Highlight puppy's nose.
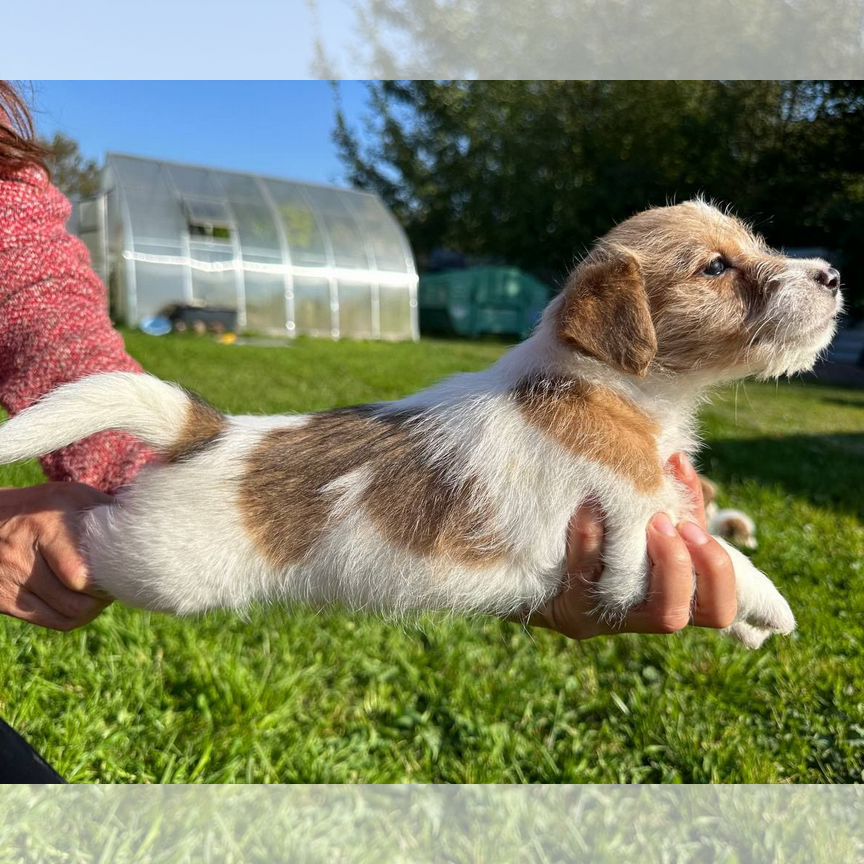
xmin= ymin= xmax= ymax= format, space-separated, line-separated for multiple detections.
xmin=816 ymin=267 xmax=841 ymax=295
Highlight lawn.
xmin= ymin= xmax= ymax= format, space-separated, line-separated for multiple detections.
xmin=0 ymin=332 xmax=862 ymax=783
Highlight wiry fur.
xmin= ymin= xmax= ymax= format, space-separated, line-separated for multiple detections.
xmin=0 ymin=202 xmax=843 ymax=648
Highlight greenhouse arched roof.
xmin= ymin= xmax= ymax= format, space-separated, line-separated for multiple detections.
xmin=102 ymin=153 xmax=418 ymax=340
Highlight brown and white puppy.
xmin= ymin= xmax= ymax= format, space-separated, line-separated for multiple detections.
xmin=700 ymin=476 xmax=759 ymax=551
xmin=0 ymin=200 xmax=842 ymax=647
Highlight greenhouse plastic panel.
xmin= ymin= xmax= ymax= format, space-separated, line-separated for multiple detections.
xmin=105 ymin=154 xmax=418 ymax=340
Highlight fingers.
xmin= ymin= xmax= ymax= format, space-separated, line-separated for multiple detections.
xmin=637 ymin=513 xmax=694 ymax=633
xmin=0 ymin=482 xmax=113 ymax=519
xmin=37 ymin=528 xmax=93 ymax=595
xmin=64 ymin=482 xmax=114 ymax=507
xmin=678 ymin=521 xmax=737 ymax=629
xmin=36 ymin=510 xmax=106 ymax=598
xmin=6 ymin=589 xmax=86 ymax=632
xmin=668 ymin=453 xmax=708 ymax=531
xmin=18 ymin=590 xmax=106 ymax=631
xmin=9 ymin=589 xmax=75 ymax=631
xmin=566 ymin=501 xmax=605 ymax=580
xmin=26 ymin=551 xmax=110 ymax=623
xmin=636 ymin=515 xmax=737 ymax=634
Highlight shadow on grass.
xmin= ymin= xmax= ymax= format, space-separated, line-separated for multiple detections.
xmin=819 ymin=397 xmax=864 ymax=409
xmin=701 ymin=432 xmax=864 ymax=520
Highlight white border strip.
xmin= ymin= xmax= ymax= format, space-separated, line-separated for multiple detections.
xmin=122 ymin=250 xmax=417 ymax=289
xmin=0 ymin=785 xmax=861 ymax=862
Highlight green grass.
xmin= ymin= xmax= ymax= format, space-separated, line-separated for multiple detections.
xmin=1 ymin=331 xmax=862 ymax=783
xmin=1 ymin=786 xmax=862 ymax=862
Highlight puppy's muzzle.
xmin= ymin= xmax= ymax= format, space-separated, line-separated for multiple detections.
xmin=814 ymin=266 xmax=841 ymax=297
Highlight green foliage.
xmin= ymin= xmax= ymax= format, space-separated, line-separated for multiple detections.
xmin=1 ymin=332 xmax=862 ymax=783
xmin=323 ymin=0 xmax=864 ymax=80
xmin=40 ymin=132 xmax=101 ymax=200
xmin=335 ymin=81 xmax=864 ymax=310
xmin=1 ymin=786 xmax=862 ymax=860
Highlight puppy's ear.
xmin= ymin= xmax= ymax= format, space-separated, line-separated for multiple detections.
xmin=699 ymin=475 xmax=718 ymax=506
xmin=557 ymin=249 xmax=657 ymax=376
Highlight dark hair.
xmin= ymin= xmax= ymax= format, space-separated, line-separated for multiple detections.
xmin=0 ymin=81 xmax=47 ymax=173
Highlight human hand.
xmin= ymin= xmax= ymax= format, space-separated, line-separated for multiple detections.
xmin=531 ymin=453 xmax=737 ymax=640
xmin=0 ymin=483 xmax=113 ymax=631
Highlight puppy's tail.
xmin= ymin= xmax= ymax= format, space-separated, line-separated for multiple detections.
xmin=0 ymin=372 xmax=225 ymax=464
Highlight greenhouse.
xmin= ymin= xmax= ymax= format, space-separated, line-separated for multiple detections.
xmin=73 ymin=153 xmax=418 ymax=340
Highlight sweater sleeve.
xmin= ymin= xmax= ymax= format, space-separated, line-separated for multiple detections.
xmin=0 ymin=167 xmax=154 ymax=493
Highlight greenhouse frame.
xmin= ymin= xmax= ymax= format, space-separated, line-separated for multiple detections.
xmin=74 ymin=153 xmax=419 ymax=340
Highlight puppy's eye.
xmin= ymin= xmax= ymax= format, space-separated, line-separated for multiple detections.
xmin=703 ymin=258 xmax=728 ymax=277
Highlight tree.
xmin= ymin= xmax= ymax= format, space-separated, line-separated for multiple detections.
xmin=335 ymin=81 xmax=864 ymax=312
xmin=40 ymin=132 xmax=101 ymax=200
xmin=316 ymin=0 xmax=864 ymax=79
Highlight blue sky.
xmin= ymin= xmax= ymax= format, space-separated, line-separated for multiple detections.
xmin=30 ymin=81 xmax=372 ymax=187
xmin=6 ymin=1 xmax=357 ymax=78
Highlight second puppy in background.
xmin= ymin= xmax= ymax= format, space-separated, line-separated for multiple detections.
xmin=700 ymin=477 xmax=759 ymax=551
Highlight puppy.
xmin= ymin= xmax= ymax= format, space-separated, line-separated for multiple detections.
xmin=710 ymin=510 xmax=758 ymax=551
xmin=700 ymin=476 xmax=758 ymax=550
xmin=0 ymin=200 xmax=842 ymax=647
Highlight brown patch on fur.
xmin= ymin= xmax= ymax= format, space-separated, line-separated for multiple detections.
xmin=699 ymin=475 xmax=718 ymax=506
xmin=514 ymin=377 xmax=663 ymax=493
xmin=719 ymin=515 xmax=752 ymax=545
xmin=240 ymin=408 xmax=508 ymax=570
xmin=166 ymin=392 xmax=226 ymax=463
xmin=557 ymin=252 xmax=657 ymax=376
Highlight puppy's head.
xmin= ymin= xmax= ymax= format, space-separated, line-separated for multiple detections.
xmin=557 ymin=200 xmax=843 ymax=379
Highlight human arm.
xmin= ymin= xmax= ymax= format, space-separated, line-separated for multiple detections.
xmin=0 ymin=90 xmax=157 ymax=631
xmin=0 ymin=165 xmax=153 ymax=493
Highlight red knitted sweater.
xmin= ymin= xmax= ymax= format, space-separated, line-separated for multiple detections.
xmin=0 ymin=167 xmax=152 ymax=493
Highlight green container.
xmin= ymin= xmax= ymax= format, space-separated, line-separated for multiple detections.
xmin=418 ymin=266 xmax=552 ymax=339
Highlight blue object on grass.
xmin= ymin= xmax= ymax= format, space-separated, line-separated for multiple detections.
xmin=140 ymin=315 xmax=173 ymax=336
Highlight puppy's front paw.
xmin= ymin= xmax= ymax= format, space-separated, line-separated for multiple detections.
xmin=738 ymin=581 xmax=796 ymax=636
xmin=724 ymin=620 xmax=780 ymax=650
xmin=716 ymin=537 xmax=796 ymax=649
